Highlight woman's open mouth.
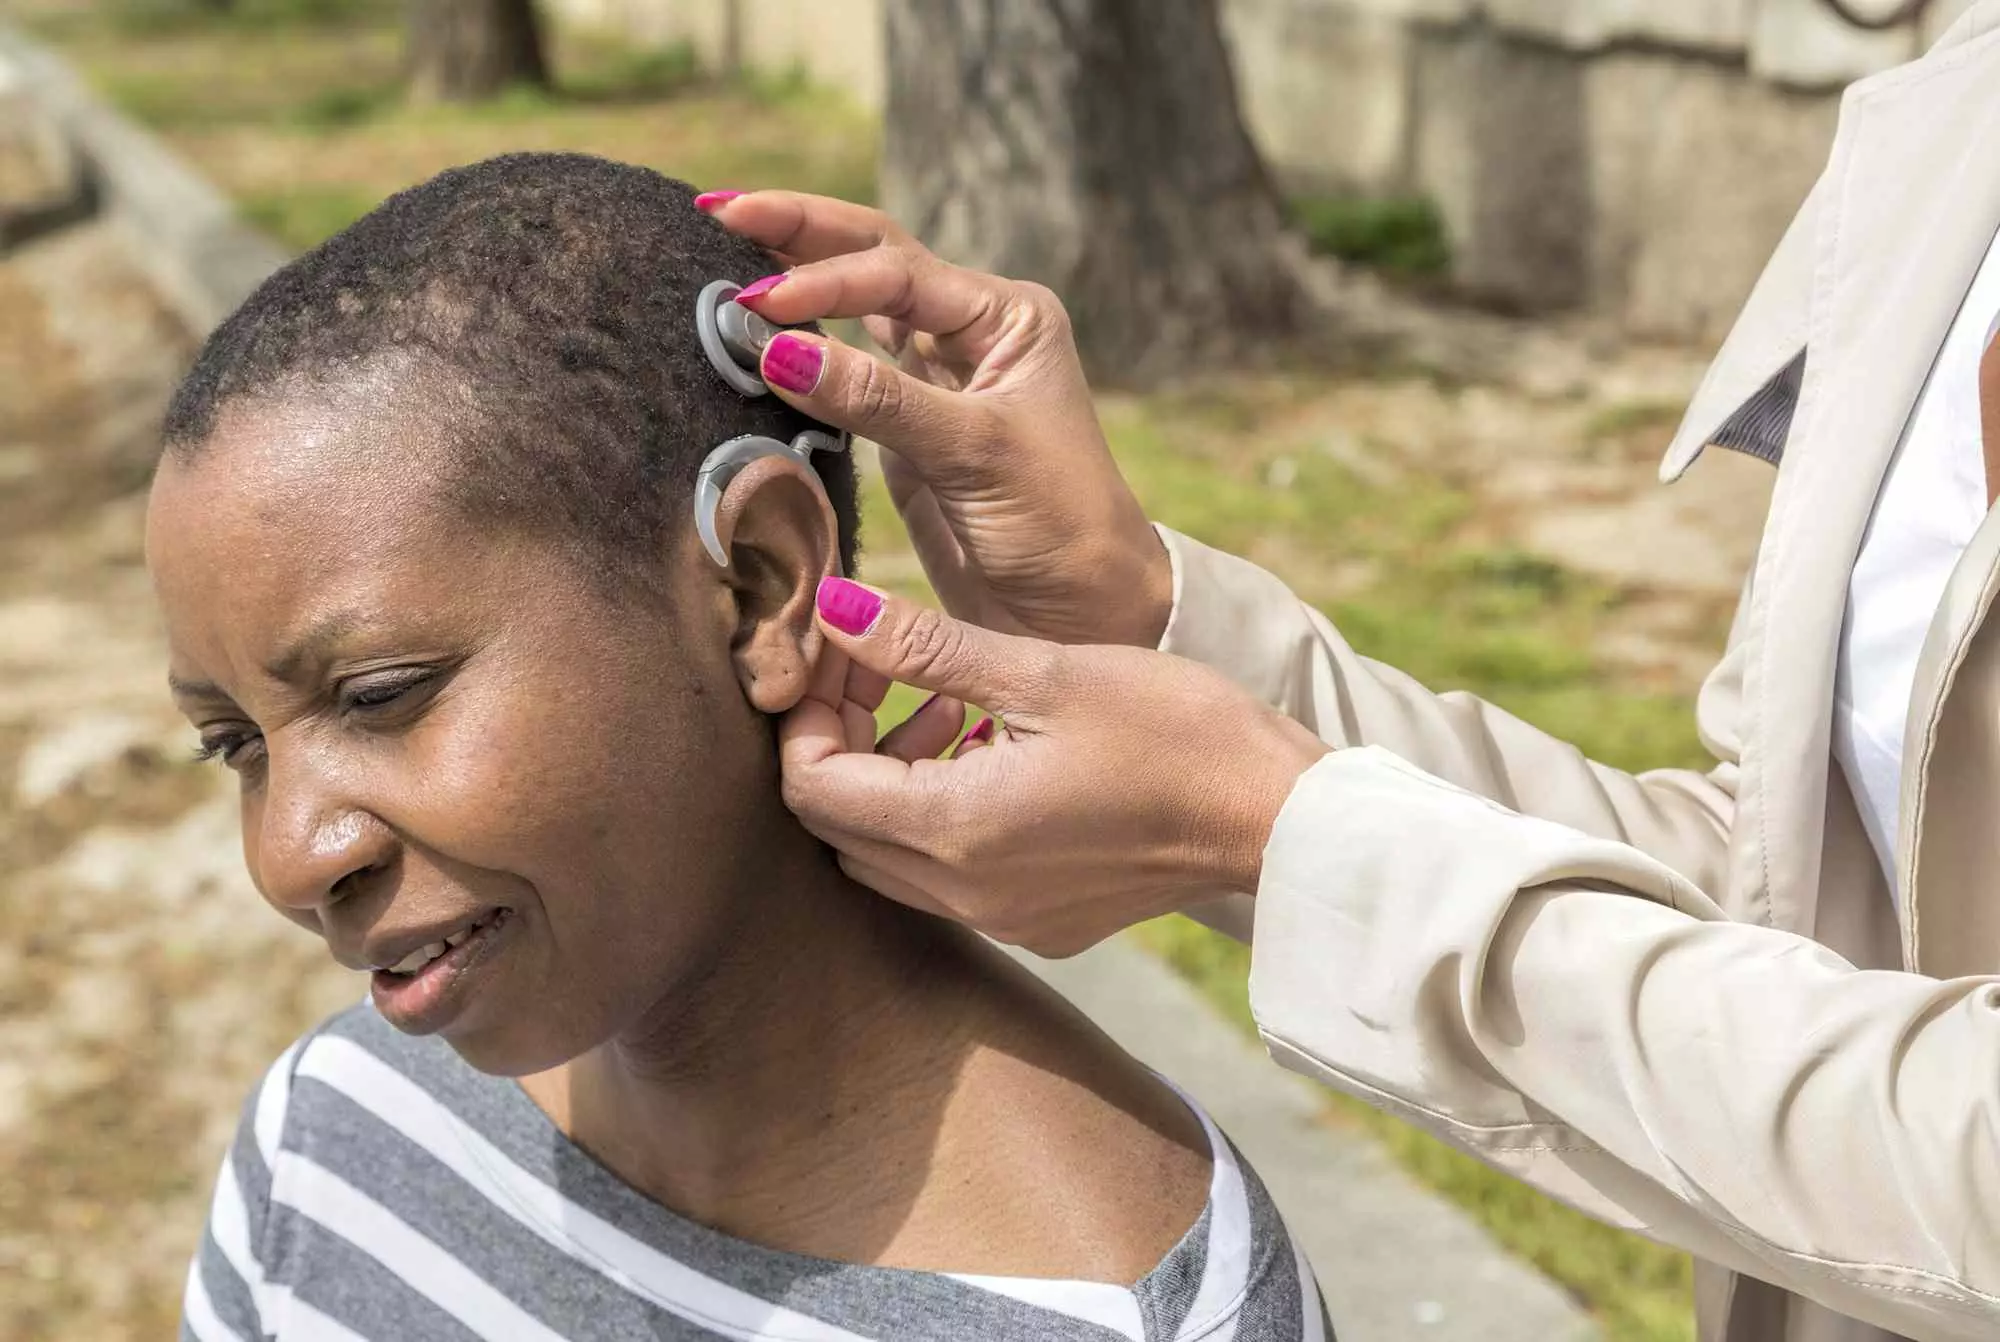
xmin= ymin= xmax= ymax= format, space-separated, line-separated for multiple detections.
xmin=368 ymin=907 xmax=514 ymax=1035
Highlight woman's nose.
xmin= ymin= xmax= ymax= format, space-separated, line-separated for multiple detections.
xmin=249 ymin=748 xmax=397 ymax=914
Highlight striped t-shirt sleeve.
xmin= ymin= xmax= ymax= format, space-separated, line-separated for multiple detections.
xmin=181 ymin=1039 xmax=302 ymax=1342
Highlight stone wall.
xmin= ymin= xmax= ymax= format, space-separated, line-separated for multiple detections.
xmin=547 ymin=0 xmax=1984 ymax=341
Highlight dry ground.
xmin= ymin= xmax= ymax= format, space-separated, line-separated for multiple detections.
xmin=0 ymin=208 xmax=358 ymax=1340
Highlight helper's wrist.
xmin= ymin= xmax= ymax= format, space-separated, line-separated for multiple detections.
xmin=1093 ymin=521 xmax=1174 ymax=649
xmin=1212 ymin=715 xmax=1331 ymax=893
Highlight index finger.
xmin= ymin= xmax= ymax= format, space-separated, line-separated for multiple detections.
xmin=746 ymin=248 xmax=1001 ymax=347
xmin=704 ymin=190 xmax=898 ymax=265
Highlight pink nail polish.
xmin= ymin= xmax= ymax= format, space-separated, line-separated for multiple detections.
xmin=733 ymin=272 xmax=786 ymax=305
xmin=764 ymin=332 xmax=825 ymax=395
xmin=817 ymin=576 xmax=883 ymax=636
xmin=964 ymin=717 xmax=996 ymax=744
xmin=694 ymin=190 xmax=743 ymax=213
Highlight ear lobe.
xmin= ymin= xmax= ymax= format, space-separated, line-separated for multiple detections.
xmin=706 ymin=454 xmax=842 ymax=715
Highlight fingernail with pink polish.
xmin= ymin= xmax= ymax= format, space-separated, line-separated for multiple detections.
xmin=694 ymin=190 xmax=743 ymax=213
xmin=733 ymin=272 xmax=786 ymax=305
xmin=964 ymin=717 xmax=996 ymax=744
xmin=764 ymin=332 xmax=825 ymax=395
xmin=817 ymin=576 xmax=883 ymax=636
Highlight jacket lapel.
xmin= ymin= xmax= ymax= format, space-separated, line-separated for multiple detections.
xmin=1732 ymin=22 xmax=2000 ymax=936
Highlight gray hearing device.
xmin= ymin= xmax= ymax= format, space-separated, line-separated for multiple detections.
xmin=693 ymin=279 xmax=850 ymax=567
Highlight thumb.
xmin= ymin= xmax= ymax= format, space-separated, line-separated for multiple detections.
xmin=760 ymin=331 xmax=992 ymax=475
xmin=813 ymin=577 xmax=1056 ymax=714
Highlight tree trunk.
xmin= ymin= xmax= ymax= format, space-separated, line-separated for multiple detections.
xmin=882 ymin=0 xmax=1304 ymax=386
xmin=406 ymin=0 xmax=549 ymax=104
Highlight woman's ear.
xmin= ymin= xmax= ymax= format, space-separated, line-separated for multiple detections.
xmin=704 ymin=454 xmax=841 ymax=714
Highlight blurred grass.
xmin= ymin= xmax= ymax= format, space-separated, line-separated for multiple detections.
xmin=26 ymin=0 xmax=875 ymax=252
xmin=1290 ymin=193 xmax=1451 ymax=281
xmin=31 ymin=7 xmax=1698 ymax=1336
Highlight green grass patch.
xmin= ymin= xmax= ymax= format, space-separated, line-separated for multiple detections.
xmin=1290 ymin=194 xmax=1451 ymax=280
xmin=32 ymin=3 xmax=878 ymax=223
xmin=551 ymin=36 xmax=704 ymax=104
xmin=39 ymin=0 xmax=394 ymax=40
xmin=1097 ymin=386 xmax=1703 ymax=774
xmin=238 ymin=186 xmax=384 ymax=252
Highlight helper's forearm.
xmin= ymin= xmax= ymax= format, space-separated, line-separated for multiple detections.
xmin=1251 ymin=747 xmax=2000 ymax=1342
xmin=1158 ymin=526 xmax=1739 ymax=895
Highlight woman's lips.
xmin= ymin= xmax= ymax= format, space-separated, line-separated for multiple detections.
xmin=369 ymin=908 xmax=514 ymax=1034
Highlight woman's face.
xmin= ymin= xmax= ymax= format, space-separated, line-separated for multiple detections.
xmin=146 ymin=391 xmax=818 ymax=1076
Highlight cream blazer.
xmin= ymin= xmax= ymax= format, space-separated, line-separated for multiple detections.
xmin=1160 ymin=6 xmax=2000 ymax=1340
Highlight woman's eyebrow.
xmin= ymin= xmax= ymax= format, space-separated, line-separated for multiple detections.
xmin=262 ymin=608 xmax=368 ymax=682
xmin=167 ymin=610 xmax=382 ymax=703
xmin=167 ymin=672 xmax=226 ymax=703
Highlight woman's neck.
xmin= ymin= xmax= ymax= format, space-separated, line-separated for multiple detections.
xmin=519 ymin=831 xmax=992 ymax=1251
xmin=519 ymin=820 xmax=1212 ymax=1280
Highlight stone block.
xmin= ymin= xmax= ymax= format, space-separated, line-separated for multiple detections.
xmin=1750 ymin=0 xmax=1921 ymax=89
xmin=1411 ymin=25 xmax=1591 ymax=311
xmin=1339 ymin=0 xmax=1476 ymax=21
xmin=547 ymin=0 xmax=728 ymax=56
xmin=739 ymin=0 xmax=885 ymax=108
xmin=1484 ymin=0 xmax=1751 ymax=52
xmin=1585 ymin=49 xmax=1837 ymax=341
xmin=543 ymin=0 xmax=881 ymax=102
xmin=1223 ymin=0 xmax=1415 ymax=193
xmin=0 ymin=25 xmax=285 ymax=334
xmin=0 ymin=94 xmax=92 ymax=252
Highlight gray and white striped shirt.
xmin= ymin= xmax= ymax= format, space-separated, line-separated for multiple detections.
xmin=182 ymin=1004 xmax=1335 ymax=1341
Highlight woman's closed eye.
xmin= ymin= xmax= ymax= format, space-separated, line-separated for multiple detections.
xmin=194 ymin=725 xmax=262 ymax=771
xmin=188 ymin=667 xmax=449 ymax=771
xmin=337 ymin=665 xmax=447 ymax=720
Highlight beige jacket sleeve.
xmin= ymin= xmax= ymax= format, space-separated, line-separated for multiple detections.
xmin=1252 ymin=746 xmax=2000 ymax=1341
xmin=1157 ymin=527 xmax=1745 ymax=935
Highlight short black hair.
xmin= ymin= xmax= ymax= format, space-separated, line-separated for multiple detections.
xmin=162 ymin=152 xmax=859 ymax=584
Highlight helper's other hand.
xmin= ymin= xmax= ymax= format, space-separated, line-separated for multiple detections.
xmin=780 ymin=578 xmax=1330 ymax=958
xmin=698 ymin=189 xmax=1172 ymax=649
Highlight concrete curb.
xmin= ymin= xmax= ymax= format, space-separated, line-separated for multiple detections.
xmin=1012 ymin=937 xmax=1599 ymax=1342
xmin=0 ymin=63 xmax=94 ymax=252
xmin=0 ymin=21 xmax=285 ymax=336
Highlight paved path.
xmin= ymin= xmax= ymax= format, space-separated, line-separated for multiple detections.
xmin=1012 ymin=937 xmax=1597 ymax=1342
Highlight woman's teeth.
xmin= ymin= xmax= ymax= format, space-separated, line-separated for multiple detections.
xmin=381 ymin=914 xmax=493 ymax=975
xmin=389 ymin=942 xmax=448 ymax=975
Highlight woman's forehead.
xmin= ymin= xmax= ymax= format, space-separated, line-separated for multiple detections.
xmin=151 ymin=401 xmax=440 ymax=555
xmin=149 ymin=411 xmax=487 ymax=657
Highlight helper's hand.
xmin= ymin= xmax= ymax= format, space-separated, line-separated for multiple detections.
xmin=698 ymin=189 xmax=1172 ymax=648
xmin=781 ymin=578 xmax=1330 ymax=957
